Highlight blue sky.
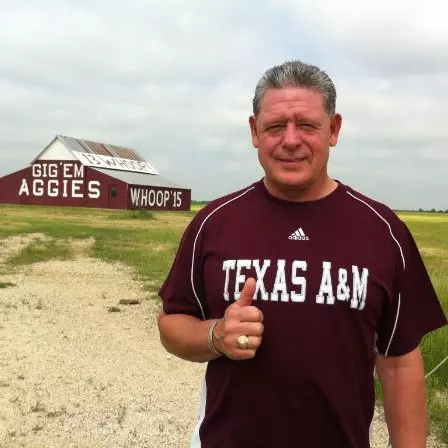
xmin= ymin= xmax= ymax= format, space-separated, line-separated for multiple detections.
xmin=0 ymin=0 xmax=447 ymax=209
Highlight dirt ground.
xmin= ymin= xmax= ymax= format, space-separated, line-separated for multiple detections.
xmin=0 ymin=234 xmax=443 ymax=447
xmin=0 ymin=234 xmax=205 ymax=448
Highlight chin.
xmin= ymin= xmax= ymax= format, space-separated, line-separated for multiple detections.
xmin=272 ymin=174 xmax=310 ymax=190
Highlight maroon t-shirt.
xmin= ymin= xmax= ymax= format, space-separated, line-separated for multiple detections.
xmin=160 ymin=179 xmax=447 ymax=448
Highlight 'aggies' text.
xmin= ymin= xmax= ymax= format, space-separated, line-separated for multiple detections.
xmin=222 ymin=259 xmax=369 ymax=311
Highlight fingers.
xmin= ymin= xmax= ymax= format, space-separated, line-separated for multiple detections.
xmin=236 ymin=277 xmax=256 ymax=307
xmin=227 ymin=304 xmax=263 ymax=323
xmin=233 ymin=335 xmax=262 ymax=360
xmin=216 ymin=323 xmax=263 ymax=361
xmin=222 ymin=336 xmax=262 ymax=361
xmin=243 ymin=335 xmax=262 ymax=351
xmin=231 ymin=322 xmax=264 ymax=338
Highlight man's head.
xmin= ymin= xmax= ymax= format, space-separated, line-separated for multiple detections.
xmin=249 ymin=60 xmax=342 ymax=202
xmin=252 ymin=60 xmax=337 ymax=117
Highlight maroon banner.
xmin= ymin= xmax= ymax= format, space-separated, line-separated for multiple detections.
xmin=128 ymin=186 xmax=190 ymax=211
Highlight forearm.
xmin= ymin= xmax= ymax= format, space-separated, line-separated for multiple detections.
xmin=158 ymin=311 xmax=221 ymax=363
xmin=376 ymin=348 xmax=427 ymax=448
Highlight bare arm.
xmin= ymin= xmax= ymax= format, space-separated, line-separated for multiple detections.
xmin=158 ymin=311 xmax=221 ymax=363
xmin=375 ymin=346 xmax=427 ymax=448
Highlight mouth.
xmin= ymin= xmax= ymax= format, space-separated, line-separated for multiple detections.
xmin=277 ymin=157 xmax=307 ymax=164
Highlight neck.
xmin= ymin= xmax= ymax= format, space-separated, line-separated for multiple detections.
xmin=263 ymin=177 xmax=338 ymax=202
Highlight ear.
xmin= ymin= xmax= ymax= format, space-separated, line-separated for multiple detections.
xmin=249 ymin=115 xmax=259 ymax=148
xmin=329 ymin=113 xmax=342 ymax=147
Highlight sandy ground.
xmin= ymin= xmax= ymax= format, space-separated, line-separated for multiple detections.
xmin=0 ymin=234 xmax=205 ymax=448
xmin=0 ymin=234 xmax=444 ymax=448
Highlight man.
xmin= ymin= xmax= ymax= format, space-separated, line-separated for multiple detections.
xmin=158 ymin=60 xmax=447 ymax=447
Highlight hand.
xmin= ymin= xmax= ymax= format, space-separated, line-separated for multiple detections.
xmin=213 ymin=278 xmax=264 ymax=360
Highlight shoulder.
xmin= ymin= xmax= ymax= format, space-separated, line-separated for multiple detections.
xmin=193 ymin=181 xmax=259 ymax=224
xmin=340 ymin=184 xmax=411 ymax=259
xmin=178 ymin=181 xmax=259 ymax=251
xmin=342 ymin=184 xmax=405 ymax=230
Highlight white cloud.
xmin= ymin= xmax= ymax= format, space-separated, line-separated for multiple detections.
xmin=0 ymin=0 xmax=446 ymax=209
xmin=285 ymin=0 xmax=448 ymax=75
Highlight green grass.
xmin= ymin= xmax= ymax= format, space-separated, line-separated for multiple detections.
xmin=112 ymin=209 xmax=156 ymax=220
xmin=0 ymin=204 xmax=188 ymax=295
xmin=397 ymin=212 xmax=447 ymax=441
xmin=428 ymin=390 xmax=448 ymax=442
xmin=0 ymin=204 xmax=446 ymax=440
xmin=8 ymin=239 xmax=73 ymax=266
xmin=398 ymin=212 xmax=448 ymax=385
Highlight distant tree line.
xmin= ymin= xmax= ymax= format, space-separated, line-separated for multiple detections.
xmin=191 ymin=200 xmax=211 ymax=206
xmin=394 ymin=209 xmax=448 ymax=213
xmin=193 ymin=201 xmax=448 ymax=214
xmin=417 ymin=208 xmax=448 ymax=213
xmin=193 ymin=200 xmax=448 ymax=214
xmin=394 ymin=208 xmax=448 ymax=214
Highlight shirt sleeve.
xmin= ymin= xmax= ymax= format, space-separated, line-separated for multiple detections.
xmin=375 ymin=221 xmax=447 ymax=356
xmin=158 ymin=212 xmax=209 ymax=320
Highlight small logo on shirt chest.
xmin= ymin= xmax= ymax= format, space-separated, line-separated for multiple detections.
xmin=289 ymin=227 xmax=309 ymax=241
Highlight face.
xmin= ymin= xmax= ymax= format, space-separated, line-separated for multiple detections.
xmin=249 ymin=87 xmax=342 ymax=201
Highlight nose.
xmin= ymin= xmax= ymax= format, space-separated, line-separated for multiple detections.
xmin=282 ymin=122 xmax=302 ymax=150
